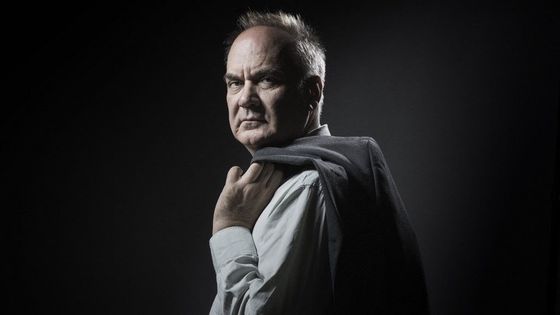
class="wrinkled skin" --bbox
[213,26,321,234]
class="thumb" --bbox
[225,166,243,184]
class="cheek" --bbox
[271,92,305,121]
[263,89,290,117]
[226,99,237,129]
[226,96,236,115]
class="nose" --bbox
[238,81,260,109]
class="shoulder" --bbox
[253,169,325,237]
[266,169,323,214]
[294,135,383,155]
[330,136,382,151]
[283,169,321,188]
[328,136,386,163]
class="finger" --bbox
[241,162,264,183]
[265,167,284,188]
[225,166,243,184]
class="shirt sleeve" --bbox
[209,171,332,315]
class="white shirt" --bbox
[209,126,333,315]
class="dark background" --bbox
[8,1,558,314]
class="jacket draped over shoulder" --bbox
[252,135,430,314]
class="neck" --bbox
[246,116,320,156]
[304,111,320,134]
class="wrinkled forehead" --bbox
[226,26,301,76]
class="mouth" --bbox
[241,117,266,124]
[239,118,266,129]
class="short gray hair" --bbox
[224,11,326,107]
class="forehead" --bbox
[226,26,297,74]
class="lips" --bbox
[240,117,266,124]
[239,118,266,130]
[242,118,265,122]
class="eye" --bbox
[227,80,243,89]
[259,76,278,88]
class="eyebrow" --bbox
[223,68,285,82]
[223,73,240,82]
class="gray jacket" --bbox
[253,135,430,314]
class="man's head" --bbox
[224,11,326,154]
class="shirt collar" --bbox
[305,124,331,137]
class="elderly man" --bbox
[210,11,429,314]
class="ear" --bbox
[303,76,323,110]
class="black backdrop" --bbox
[9,1,558,314]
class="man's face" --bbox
[225,26,311,154]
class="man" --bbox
[210,11,429,314]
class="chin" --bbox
[236,131,270,150]
[242,137,270,150]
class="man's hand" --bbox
[212,163,284,235]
